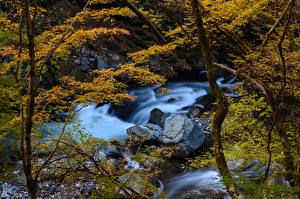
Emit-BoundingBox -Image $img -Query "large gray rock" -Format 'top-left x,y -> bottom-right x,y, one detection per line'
127,124 -> 162,143
160,114 -> 207,156
160,114 -> 187,144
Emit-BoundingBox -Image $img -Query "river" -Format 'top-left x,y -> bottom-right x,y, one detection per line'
45,79 -> 235,198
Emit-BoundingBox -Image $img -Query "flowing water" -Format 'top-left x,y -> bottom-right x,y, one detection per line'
44,79 -> 234,198
71,80 -> 233,140
74,82 -> 207,139
165,169 -> 229,198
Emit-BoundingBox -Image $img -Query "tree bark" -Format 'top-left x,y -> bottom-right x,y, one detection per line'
22,0 -> 38,198
190,0 -> 239,198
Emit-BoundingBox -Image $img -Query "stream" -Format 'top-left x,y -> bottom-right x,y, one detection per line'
45,79 -> 234,198
73,80 -> 234,140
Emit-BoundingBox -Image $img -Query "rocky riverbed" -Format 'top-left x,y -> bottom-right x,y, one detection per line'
1,79 -> 286,198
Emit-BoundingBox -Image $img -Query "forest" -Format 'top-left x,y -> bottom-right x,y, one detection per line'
0,0 -> 299,198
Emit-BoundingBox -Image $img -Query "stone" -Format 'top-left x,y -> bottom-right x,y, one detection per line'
74,59 -> 81,65
80,46 -> 87,54
188,105 -> 206,118
112,54 -> 120,61
195,94 -> 216,111
127,124 -> 162,143
160,114 -> 186,144
88,57 -> 96,62
167,97 -> 176,104
137,154 -> 161,169
94,143 -> 123,160
107,159 -> 120,169
97,56 -> 107,69
149,108 -> 167,128
81,65 -> 93,71
81,57 -> 90,66
160,114 -> 207,156
0,183 -> 27,199
118,175 -> 143,195
127,110 -> 209,157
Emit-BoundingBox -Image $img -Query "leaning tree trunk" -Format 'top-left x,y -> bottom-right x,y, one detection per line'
190,0 -> 239,198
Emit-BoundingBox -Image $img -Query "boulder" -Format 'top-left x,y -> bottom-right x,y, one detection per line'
149,108 -> 167,128
167,97 -> 176,104
160,114 -> 207,156
195,94 -> 216,111
160,114 -> 187,144
127,124 -> 162,143
109,101 -> 137,121
127,109 -> 210,157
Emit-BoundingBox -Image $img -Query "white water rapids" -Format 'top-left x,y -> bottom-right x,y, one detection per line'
70,80 -> 234,140
43,79 -> 234,198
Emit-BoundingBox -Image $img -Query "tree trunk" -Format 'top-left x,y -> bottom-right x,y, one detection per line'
190,0 -> 239,198
215,63 -> 298,189
276,121 -> 295,186
22,0 -> 38,198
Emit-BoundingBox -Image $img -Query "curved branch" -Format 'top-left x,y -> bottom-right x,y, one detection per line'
261,0 -> 293,47
214,63 -> 267,96
124,0 -> 167,43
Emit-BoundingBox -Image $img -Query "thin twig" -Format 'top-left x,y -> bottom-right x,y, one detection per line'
261,0 -> 293,47
35,103 -> 87,179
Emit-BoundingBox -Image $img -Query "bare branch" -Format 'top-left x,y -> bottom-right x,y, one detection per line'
261,0 -> 293,47
214,63 -> 267,96
123,0 -> 167,43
